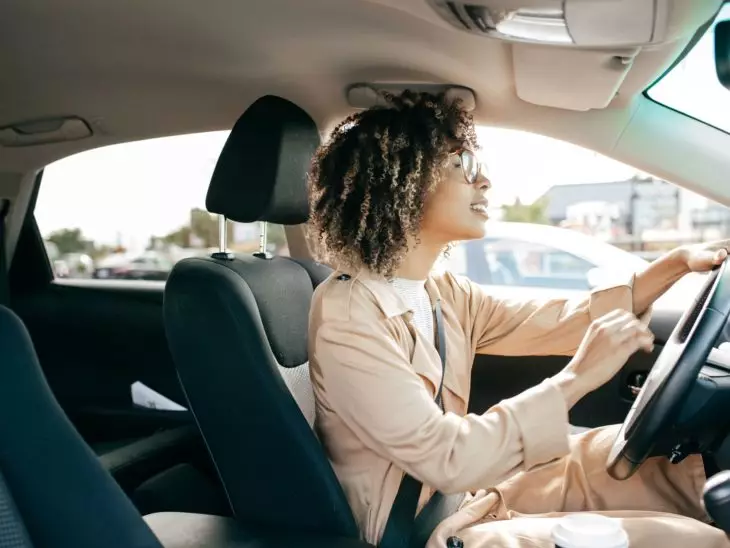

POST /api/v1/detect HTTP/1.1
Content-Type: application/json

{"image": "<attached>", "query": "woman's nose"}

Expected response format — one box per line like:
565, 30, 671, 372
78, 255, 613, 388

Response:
477, 174, 491, 191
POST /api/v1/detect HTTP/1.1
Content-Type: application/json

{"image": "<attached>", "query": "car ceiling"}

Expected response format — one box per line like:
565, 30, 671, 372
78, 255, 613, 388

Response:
0, 0, 727, 207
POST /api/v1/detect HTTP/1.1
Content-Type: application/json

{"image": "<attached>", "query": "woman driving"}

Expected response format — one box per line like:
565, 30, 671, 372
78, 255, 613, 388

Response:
307, 90, 730, 548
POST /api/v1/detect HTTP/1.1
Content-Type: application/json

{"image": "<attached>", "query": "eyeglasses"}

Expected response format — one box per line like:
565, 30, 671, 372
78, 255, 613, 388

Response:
451, 149, 488, 185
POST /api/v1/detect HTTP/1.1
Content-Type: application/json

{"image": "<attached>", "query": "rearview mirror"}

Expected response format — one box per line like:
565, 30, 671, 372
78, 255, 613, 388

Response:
715, 20, 730, 90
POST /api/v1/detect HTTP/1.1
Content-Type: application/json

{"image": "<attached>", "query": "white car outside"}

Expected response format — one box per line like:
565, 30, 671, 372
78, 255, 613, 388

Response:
439, 222, 704, 310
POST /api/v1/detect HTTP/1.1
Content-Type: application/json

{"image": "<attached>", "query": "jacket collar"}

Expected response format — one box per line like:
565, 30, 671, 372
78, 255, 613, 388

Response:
337, 267, 468, 402
337, 267, 443, 319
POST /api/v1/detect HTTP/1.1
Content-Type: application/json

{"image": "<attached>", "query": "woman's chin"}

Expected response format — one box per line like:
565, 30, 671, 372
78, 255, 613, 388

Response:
451, 221, 487, 241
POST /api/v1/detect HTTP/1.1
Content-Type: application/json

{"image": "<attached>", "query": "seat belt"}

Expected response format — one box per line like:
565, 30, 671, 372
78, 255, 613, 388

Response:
380, 299, 465, 548
0, 200, 9, 307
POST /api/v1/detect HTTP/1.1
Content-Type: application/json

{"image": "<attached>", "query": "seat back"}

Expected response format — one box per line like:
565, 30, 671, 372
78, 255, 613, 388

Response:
0, 305, 162, 548
163, 96, 357, 538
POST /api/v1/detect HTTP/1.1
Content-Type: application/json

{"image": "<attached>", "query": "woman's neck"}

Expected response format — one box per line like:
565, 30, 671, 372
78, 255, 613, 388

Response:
394, 237, 444, 280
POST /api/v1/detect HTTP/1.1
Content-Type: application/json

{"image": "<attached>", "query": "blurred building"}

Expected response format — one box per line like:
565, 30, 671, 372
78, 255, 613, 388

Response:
539, 176, 716, 239
691, 202, 730, 239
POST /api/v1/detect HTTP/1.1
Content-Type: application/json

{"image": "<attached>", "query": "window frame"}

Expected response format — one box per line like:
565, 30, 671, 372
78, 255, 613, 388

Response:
643, 3, 729, 136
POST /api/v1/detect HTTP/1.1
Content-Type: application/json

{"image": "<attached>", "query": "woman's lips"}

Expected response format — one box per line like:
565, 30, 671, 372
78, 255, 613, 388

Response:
470, 202, 489, 217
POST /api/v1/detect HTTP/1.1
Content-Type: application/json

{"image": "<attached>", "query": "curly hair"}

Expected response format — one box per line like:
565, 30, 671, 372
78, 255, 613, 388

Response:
308, 90, 478, 277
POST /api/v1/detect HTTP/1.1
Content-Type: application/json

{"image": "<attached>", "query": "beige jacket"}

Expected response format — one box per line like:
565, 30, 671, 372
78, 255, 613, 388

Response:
309, 268, 641, 545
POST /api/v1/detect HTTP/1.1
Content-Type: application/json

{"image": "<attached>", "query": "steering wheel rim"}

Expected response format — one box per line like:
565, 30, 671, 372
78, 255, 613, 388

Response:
607, 259, 730, 480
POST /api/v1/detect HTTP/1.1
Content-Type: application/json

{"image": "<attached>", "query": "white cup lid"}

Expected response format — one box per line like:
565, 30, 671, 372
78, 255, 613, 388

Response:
552, 514, 629, 548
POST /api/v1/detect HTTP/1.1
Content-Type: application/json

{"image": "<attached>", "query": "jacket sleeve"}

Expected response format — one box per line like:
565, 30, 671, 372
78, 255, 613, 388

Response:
447, 273, 651, 357
313, 318, 571, 494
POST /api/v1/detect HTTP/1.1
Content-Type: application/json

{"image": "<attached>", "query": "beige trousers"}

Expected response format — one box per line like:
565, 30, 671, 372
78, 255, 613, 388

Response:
429, 425, 730, 548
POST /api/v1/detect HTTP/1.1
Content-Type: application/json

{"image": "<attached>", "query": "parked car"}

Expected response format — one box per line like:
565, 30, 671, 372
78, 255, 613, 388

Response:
61, 252, 94, 278
442, 222, 704, 309
93, 252, 173, 281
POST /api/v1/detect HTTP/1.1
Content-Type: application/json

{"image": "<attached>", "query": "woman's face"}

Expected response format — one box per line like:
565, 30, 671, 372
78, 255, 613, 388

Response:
419, 149, 491, 244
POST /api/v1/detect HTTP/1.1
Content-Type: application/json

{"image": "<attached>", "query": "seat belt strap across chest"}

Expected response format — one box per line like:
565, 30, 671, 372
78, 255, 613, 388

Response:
380, 299, 464, 548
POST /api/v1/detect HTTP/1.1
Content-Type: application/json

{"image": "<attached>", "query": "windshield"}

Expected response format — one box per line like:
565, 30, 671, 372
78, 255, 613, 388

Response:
648, 4, 730, 133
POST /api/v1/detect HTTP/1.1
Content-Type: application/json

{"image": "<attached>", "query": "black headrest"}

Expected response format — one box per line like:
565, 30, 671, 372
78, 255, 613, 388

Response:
206, 96, 320, 225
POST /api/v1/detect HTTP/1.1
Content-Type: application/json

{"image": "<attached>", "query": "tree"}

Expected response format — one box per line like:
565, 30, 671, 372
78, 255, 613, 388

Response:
157, 208, 234, 249
189, 208, 229, 248
158, 226, 192, 248
46, 228, 94, 255
501, 197, 550, 224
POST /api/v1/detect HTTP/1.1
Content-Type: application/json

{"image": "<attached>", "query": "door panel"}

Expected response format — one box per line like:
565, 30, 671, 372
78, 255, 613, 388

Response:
468, 308, 682, 428
9, 218, 228, 516
12, 279, 192, 441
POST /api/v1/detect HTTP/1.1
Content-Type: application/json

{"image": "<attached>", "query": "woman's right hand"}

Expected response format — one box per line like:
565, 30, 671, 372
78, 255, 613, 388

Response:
553, 309, 655, 408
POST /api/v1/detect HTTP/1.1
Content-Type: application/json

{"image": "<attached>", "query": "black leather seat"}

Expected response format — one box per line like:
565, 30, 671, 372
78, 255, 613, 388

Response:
163, 96, 358, 539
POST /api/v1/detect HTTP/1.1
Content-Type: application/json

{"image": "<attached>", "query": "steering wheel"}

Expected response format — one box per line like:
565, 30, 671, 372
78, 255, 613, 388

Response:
607, 259, 730, 480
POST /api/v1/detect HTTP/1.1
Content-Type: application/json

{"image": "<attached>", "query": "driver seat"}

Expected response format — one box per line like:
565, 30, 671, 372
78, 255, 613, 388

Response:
163, 96, 358, 539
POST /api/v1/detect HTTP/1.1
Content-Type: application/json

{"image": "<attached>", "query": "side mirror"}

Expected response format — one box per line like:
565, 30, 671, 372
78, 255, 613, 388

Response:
715, 20, 730, 90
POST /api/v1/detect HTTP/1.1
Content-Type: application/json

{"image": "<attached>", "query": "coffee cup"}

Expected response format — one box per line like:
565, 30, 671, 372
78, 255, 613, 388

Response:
552, 513, 629, 548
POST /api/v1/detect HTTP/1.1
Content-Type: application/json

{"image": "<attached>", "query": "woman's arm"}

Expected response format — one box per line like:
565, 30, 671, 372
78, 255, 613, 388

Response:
438, 272, 646, 357
633, 239, 730, 314
313, 318, 571, 494
456, 241, 728, 357
632, 248, 689, 316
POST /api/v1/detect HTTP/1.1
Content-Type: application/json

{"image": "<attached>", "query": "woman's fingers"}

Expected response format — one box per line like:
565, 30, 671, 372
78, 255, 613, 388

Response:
612, 316, 654, 352
597, 310, 635, 333
618, 327, 654, 353
635, 332, 655, 353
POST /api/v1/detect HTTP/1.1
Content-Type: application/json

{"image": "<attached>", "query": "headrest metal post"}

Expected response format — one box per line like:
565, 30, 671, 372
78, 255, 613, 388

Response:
259, 221, 267, 254
211, 214, 234, 261
219, 214, 228, 253
253, 221, 273, 260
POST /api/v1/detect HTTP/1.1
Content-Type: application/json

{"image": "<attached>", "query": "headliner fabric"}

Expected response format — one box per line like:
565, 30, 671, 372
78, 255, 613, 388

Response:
205, 95, 320, 225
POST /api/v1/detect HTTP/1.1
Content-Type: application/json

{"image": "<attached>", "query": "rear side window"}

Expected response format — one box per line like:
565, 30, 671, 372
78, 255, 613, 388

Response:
35, 131, 288, 282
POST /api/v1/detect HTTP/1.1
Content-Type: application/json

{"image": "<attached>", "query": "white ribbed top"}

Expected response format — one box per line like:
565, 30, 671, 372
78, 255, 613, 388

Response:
390, 277, 433, 343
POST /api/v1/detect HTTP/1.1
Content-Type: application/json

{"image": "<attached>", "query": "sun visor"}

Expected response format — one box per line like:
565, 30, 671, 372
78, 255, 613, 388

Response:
512, 45, 638, 111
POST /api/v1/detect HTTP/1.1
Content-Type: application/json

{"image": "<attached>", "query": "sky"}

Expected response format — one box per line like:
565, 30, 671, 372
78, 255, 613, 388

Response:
35, 125, 642, 249
34, 6, 729, 252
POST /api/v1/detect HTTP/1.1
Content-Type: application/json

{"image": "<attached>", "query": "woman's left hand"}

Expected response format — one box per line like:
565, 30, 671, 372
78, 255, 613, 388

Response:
679, 240, 730, 273
634, 240, 730, 314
